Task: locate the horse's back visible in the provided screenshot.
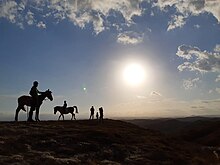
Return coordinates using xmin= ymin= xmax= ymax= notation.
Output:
xmin=54 ymin=106 xmax=62 ymax=110
xmin=18 ymin=95 xmax=31 ymax=106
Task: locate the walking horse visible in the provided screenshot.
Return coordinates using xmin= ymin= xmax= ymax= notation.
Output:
xmin=54 ymin=106 xmax=78 ymax=120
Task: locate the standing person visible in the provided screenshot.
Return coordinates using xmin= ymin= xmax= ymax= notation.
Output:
xmin=89 ymin=106 xmax=95 ymax=120
xmin=63 ymin=100 xmax=67 ymax=112
xmin=28 ymin=81 xmax=42 ymax=121
xmin=96 ymin=112 xmax=99 ymax=120
xmin=99 ymin=107 xmax=104 ymax=123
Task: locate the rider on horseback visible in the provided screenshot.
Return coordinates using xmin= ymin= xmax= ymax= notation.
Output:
xmin=29 ymin=81 xmax=42 ymax=105
xmin=63 ymin=100 xmax=67 ymax=113
xmin=28 ymin=81 xmax=42 ymax=121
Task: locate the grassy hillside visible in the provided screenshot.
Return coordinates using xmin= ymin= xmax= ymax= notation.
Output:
xmin=0 ymin=119 xmax=217 ymax=164
xmin=127 ymin=117 xmax=220 ymax=146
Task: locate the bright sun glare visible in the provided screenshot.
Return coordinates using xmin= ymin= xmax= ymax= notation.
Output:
xmin=123 ymin=63 xmax=146 ymax=86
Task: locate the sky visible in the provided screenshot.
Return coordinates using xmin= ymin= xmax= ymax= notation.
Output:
xmin=0 ymin=0 xmax=220 ymax=121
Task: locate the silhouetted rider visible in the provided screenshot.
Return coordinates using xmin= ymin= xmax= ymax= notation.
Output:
xmin=28 ymin=81 xmax=42 ymax=121
xmin=63 ymin=100 xmax=67 ymax=112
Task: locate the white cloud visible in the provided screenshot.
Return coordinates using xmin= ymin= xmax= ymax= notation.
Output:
xmin=167 ymin=14 xmax=186 ymax=31
xmin=183 ymin=77 xmax=200 ymax=90
xmin=214 ymin=44 xmax=220 ymax=52
xmin=154 ymin=0 xmax=220 ymax=30
xmin=216 ymin=88 xmax=220 ymax=94
xmin=91 ymin=13 xmax=104 ymax=35
xmin=194 ymin=24 xmax=200 ymax=29
xmin=37 ymin=21 xmax=46 ymax=29
xmin=136 ymin=95 xmax=147 ymax=99
xmin=150 ymin=91 xmax=162 ymax=96
xmin=1 ymin=0 xmax=219 ymax=35
xmin=216 ymin=75 xmax=220 ymax=82
xmin=205 ymin=0 xmax=220 ymax=23
xmin=0 ymin=1 xmax=18 ymax=23
xmin=0 ymin=0 xmax=144 ymax=34
xmin=25 ymin=11 xmax=34 ymax=25
xmin=117 ymin=31 xmax=144 ymax=45
xmin=176 ymin=45 xmax=220 ymax=73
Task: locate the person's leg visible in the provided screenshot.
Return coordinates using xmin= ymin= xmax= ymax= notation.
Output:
xmin=28 ymin=106 xmax=34 ymax=121
xmin=35 ymin=107 xmax=40 ymax=121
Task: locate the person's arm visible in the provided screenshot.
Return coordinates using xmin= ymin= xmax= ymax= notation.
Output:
xmin=36 ymin=88 xmax=43 ymax=94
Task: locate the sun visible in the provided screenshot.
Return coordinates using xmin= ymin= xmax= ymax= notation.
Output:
xmin=123 ymin=63 xmax=146 ymax=86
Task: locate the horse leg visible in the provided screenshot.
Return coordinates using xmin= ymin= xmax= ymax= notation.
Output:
xmin=71 ymin=113 xmax=73 ymax=120
xmin=15 ymin=106 xmax=21 ymax=121
xmin=74 ymin=114 xmax=76 ymax=120
xmin=62 ymin=114 xmax=64 ymax=120
xmin=58 ymin=114 xmax=61 ymax=120
xmin=35 ymin=107 xmax=40 ymax=121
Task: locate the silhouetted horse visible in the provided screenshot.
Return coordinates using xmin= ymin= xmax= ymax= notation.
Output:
xmin=15 ymin=89 xmax=53 ymax=121
xmin=54 ymin=106 xmax=78 ymax=120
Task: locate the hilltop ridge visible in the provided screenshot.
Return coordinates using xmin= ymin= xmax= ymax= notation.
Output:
xmin=0 ymin=119 xmax=217 ymax=164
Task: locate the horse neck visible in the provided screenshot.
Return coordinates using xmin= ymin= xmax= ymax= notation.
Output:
xmin=39 ymin=93 xmax=46 ymax=102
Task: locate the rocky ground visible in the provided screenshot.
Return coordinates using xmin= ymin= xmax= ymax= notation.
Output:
xmin=0 ymin=119 xmax=218 ymax=164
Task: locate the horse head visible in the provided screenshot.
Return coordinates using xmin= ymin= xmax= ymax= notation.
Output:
xmin=45 ymin=89 xmax=53 ymax=101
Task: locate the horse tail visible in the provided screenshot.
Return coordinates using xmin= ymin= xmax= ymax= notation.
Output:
xmin=74 ymin=106 xmax=78 ymax=113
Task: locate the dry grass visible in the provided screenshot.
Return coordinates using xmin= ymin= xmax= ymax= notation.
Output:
xmin=0 ymin=119 xmax=218 ymax=164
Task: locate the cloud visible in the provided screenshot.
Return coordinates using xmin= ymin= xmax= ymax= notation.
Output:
xmin=36 ymin=21 xmax=46 ymax=29
xmin=0 ymin=1 xmax=18 ymax=23
xmin=167 ymin=14 xmax=186 ymax=31
xmin=209 ymin=90 xmax=213 ymax=94
xmin=194 ymin=24 xmax=200 ymax=29
xmin=154 ymin=0 xmax=220 ymax=30
xmin=150 ymin=91 xmax=162 ymax=96
xmin=1 ymin=0 xmax=219 ymax=35
xmin=136 ymin=95 xmax=147 ymax=99
xmin=183 ymin=77 xmax=200 ymax=90
xmin=216 ymin=75 xmax=220 ymax=82
xmin=0 ymin=0 xmax=144 ymax=34
xmin=25 ymin=11 xmax=35 ymax=25
xmin=176 ymin=45 xmax=220 ymax=73
xmin=136 ymin=91 xmax=162 ymax=99
xmin=117 ymin=31 xmax=144 ymax=45
xmin=214 ymin=44 xmax=220 ymax=52
xmin=216 ymin=88 xmax=220 ymax=94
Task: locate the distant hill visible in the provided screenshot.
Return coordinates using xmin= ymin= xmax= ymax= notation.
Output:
xmin=0 ymin=119 xmax=218 ymax=164
xmin=127 ymin=117 xmax=220 ymax=146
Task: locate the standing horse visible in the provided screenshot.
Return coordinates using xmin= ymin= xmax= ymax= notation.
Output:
xmin=15 ymin=89 xmax=53 ymax=121
xmin=54 ymin=106 xmax=78 ymax=120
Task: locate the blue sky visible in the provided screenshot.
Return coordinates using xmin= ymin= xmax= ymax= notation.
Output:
xmin=0 ymin=0 xmax=220 ymax=121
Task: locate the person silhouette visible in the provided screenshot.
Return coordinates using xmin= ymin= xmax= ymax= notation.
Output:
xmin=99 ymin=107 xmax=104 ymax=123
xmin=89 ymin=106 xmax=95 ymax=120
xmin=63 ymin=100 xmax=67 ymax=112
xmin=28 ymin=81 xmax=42 ymax=121
xmin=96 ymin=112 xmax=99 ymax=120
